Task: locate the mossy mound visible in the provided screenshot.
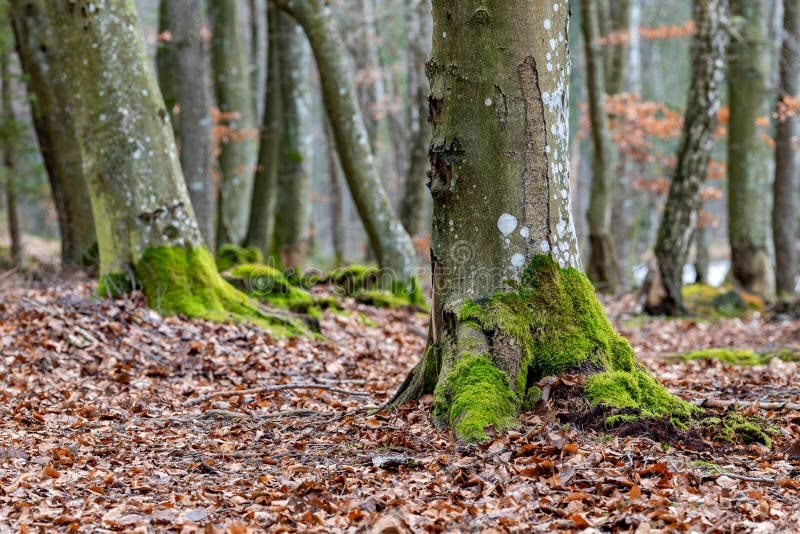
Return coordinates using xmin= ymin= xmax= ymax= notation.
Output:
xmin=678 ymin=347 xmax=800 ymax=365
xmin=432 ymin=255 xmax=695 ymax=441
xmin=681 ymin=284 xmax=765 ymax=318
xmin=321 ymin=264 xmax=426 ymax=308
xmin=216 ymin=244 xmax=264 ymax=272
xmin=119 ymin=246 xmax=308 ymax=336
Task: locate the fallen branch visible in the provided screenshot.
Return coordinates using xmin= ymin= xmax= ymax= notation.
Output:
xmin=692 ymin=398 xmax=800 ymax=411
xmin=704 ymin=465 xmax=779 ymax=485
xmin=185 ymin=383 xmax=371 ymax=406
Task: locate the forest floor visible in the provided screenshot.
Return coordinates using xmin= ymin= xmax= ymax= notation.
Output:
xmin=0 ymin=267 xmax=799 ymax=533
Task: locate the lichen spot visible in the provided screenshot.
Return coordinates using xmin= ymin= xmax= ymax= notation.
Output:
xmin=511 ymin=253 xmax=525 ymax=268
xmin=520 ymin=226 xmax=530 ymax=238
xmin=497 ymin=213 xmax=517 ymax=236
xmin=540 ymin=241 xmax=551 ymax=253
xmin=442 ymin=31 xmax=447 ymax=38
xmin=484 ymin=98 xmax=493 ymax=107
xmin=543 ymin=19 xmax=551 ymax=30
xmin=553 ymin=3 xmax=559 ymax=11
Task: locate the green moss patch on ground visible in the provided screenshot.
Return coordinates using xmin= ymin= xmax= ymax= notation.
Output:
xmin=681 ymin=284 xmax=765 ymax=318
xmin=215 ymin=244 xmax=264 ymax=272
xmin=677 ymin=347 xmax=800 ymax=365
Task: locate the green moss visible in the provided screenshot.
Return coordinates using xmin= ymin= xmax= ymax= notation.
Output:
xmin=680 ymin=347 xmax=800 ymax=366
xmin=681 ymin=284 xmax=765 ymax=318
xmin=723 ymin=413 xmax=773 ymax=447
xmin=135 ymin=246 xmax=307 ymax=336
xmin=605 ymin=414 xmax=639 ymax=426
xmin=325 ymin=264 xmax=426 ymax=308
xmin=327 ymin=264 xmax=380 ymax=294
xmin=433 ymin=353 xmax=517 ymax=441
xmin=354 ymin=290 xmax=411 ymax=308
xmin=216 ymin=244 xmax=264 ymax=272
xmin=97 ymin=272 xmax=138 ymax=297
xmin=227 ymin=263 xmax=335 ymax=316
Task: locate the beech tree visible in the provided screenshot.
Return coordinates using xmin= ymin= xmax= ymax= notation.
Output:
xmin=11 ymin=5 xmax=96 ymax=266
xmin=727 ymin=0 xmax=776 ymax=300
xmin=392 ymin=1 xmax=692 ymax=440
xmin=774 ymin=0 xmax=799 ymax=297
xmin=271 ymin=0 xmax=417 ymax=291
xmin=13 ymin=0 xmax=299 ymax=332
xmin=1 ymin=46 xmax=22 ymax=267
xmin=641 ymin=0 xmax=729 ymax=315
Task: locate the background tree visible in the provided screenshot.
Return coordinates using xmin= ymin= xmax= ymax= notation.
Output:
xmin=392 ymin=1 xmax=692 ymax=440
xmin=209 ymin=0 xmax=258 ymax=246
xmin=727 ymin=0 xmax=777 ymax=300
xmin=1 ymin=47 xmax=22 ymax=267
xmin=641 ymin=0 xmax=730 ymax=315
xmin=773 ymin=0 xmax=799 ymax=297
xmin=581 ymin=0 xmax=621 ymax=290
xmin=11 ymin=4 xmax=96 ymax=266
xmin=271 ymin=0 xmax=417 ymax=291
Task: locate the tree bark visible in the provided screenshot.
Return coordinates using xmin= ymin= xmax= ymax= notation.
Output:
xmin=270 ymin=0 xmax=417 ymax=290
xmin=245 ymin=4 xmax=282 ymax=258
xmin=727 ymin=0 xmax=777 ymax=300
xmin=209 ymin=0 xmax=258 ymax=247
xmin=642 ymin=0 xmax=729 ymax=316
xmin=399 ymin=0 xmax=432 ymax=238
xmin=168 ymin=0 xmax=215 ymax=248
xmin=606 ymin=0 xmax=630 ymax=96
xmin=1 ymin=49 xmax=22 ymax=267
xmin=274 ymin=12 xmax=312 ymax=269
xmin=773 ymin=0 xmax=800 ymax=297
xmin=10 ymin=6 xmax=96 ymax=267
xmin=156 ymin=0 xmax=178 ymax=130
xmin=326 ymin=121 xmax=345 ymax=267
xmin=249 ymin=0 xmax=268 ymax=125
xmin=581 ymin=0 xmax=621 ymax=290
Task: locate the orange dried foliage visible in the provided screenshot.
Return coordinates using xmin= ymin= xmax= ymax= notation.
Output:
xmin=597 ymin=21 xmax=696 ymax=46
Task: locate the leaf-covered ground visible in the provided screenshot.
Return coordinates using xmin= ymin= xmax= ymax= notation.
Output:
xmin=1 ymin=272 xmax=799 ymax=533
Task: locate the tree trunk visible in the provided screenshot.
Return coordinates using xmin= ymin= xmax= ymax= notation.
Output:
xmin=581 ymin=0 xmax=621 ymax=290
xmin=392 ymin=1 xmax=692 ymax=441
xmin=773 ymin=0 xmax=800 ymax=297
xmin=606 ymin=0 xmax=630 ymax=96
xmin=727 ymin=0 xmax=777 ymax=300
xmin=245 ymin=4 xmax=282 ymax=257
xmin=641 ymin=0 xmax=729 ymax=316
xmin=1 ymin=50 xmax=22 ymax=267
xmin=326 ymin=121 xmax=345 ymax=267
xmin=156 ymin=0 xmax=178 ymax=131
xmin=10 ymin=7 xmax=96 ymax=267
xmin=15 ymin=0 xmax=303 ymax=334
xmin=270 ymin=0 xmax=418 ymax=292
xmin=168 ymin=0 xmax=215 ymax=248
xmin=209 ymin=0 xmax=258 ymax=247
xmin=249 ymin=0 xmax=268 ymax=125
xmin=628 ymin=0 xmax=642 ymax=94
xmin=399 ymin=0 xmax=432 ymax=238
xmin=693 ymin=225 xmax=710 ymax=284
xmin=273 ymin=12 xmax=312 ymax=270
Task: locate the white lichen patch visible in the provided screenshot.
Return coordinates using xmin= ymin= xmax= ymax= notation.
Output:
xmin=511 ymin=253 xmax=525 ymax=268
xmin=497 ymin=213 xmax=517 ymax=236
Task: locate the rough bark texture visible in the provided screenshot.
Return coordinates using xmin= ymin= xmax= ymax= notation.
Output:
xmin=642 ymin=0 xmax=729 ymax=316
xmin=727 ymin=0 xmax=777 ymax=300
xmin=169 ymin=0 xmax=215 ymax=248
xmin=774 ymin=0 xmax=800 ymax=296
xmin=274 ymin=13 xmax=312 ymax=269
xmin=245 ymin=4 xmax=282 ymax=257
xmin=10 ymin=5 xmax=96 ymax=266
xmin=209 ymin=0 xmax=258 ymax=246
xmin=271 ymin=0 xmax=417 ymax=289
xmin=581 ymin=0 xmax=621 ymax=290
xmin=400 ymin=0 xmax=432 ymax=238
xmin=1 ymin=49 xmax=22 ymax=267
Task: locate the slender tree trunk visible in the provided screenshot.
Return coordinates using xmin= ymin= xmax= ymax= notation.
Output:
xmin=209 ymin=0 xmax=258 ymax=246
xmin=581 ymin=0 xmax=621 ymax=290
xmin=168 ymin=0 xmax=215 ymax=248
xmin=1 ymin=50 xmax=22 ymax=267
xmin=628 ymin=0 xmax=642 ymax=95
xmin=694 ymin=225 xmax=710 ymax=284
xmin=606 ymin=0 xmax=630 ymax=96
xmin=271 ymin=0 xmax=417 ymax=291
xmin=249 ymin=0 xmax=268 ymax=125
xmin=156 ymin=0 xmax=178 ymax=131
xmin=728 ymin=0 xmax=777 ymax=300
xmin=641 ymin=0 xmax=729 ymax=315
xmin=326 ymin=121 xmax=345 ymax=267
xmin=13 ymin=0 xmax=303 ymax=333
xmin=245 ymin=4 xmax=282 ymax=257
xmin=274 ymin=13 xmax=312 ymax=269
xmin=400 ymin=0 xmax=432 ymax=238
xmin=355 ymin=0 xmax=385 ymax=152
xmin=11 ymin=7 xmax=96 ymax=267
xmin=774 ymin=0 xmax=800 ymax=297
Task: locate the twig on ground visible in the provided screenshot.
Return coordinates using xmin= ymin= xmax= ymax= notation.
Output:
xmin=185 ymin=383 xmax=371 ymax=406
xmin=693 ymin=398 xmax=800 ymax=411
xmin=704 ymin=464 xmax=779 ymax=485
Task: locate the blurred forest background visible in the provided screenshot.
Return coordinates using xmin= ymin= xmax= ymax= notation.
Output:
xmin=0 ymin=0 xmax=797 ymax=300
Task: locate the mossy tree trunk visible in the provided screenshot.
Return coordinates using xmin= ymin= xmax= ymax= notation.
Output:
xmin=245 ymin=4 xmax=282 ymax=258
xmin=10 ymin=5 xmax=96 ymax=267
xmin=392 ymin=1 xmax=694 ymax=442
xmin=163 ymin=0 xmax=215 ymax=248
xmin=399 ymin=0 xmax=432 ymax=238
xmin=15 ymin=0 xmax=300 ymax=333
xmin=273 ymin=12 xmax=312 ymax=270
xmin=209 ymin=0 xmax=258 ymax=247
xmin=580 ymin=0 xmax=621 ymax=291
xmin=727 ymin=0 xmax=777 ymax=301
xmin=641 ymin=0 xmax=729 ymax=315
xmin=271 ymin=0 xmax=417 ymax=290
xmin=0 ymin=48 xmax=22 ymax=267
xmin=773 ymin=0 xmax=800 ymax=297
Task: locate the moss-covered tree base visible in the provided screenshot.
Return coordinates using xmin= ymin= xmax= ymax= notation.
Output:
xmin=394 ymin=255 xmax=697 ymax=441
xmin=100 ymin=246 xmax=309 ymax=336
